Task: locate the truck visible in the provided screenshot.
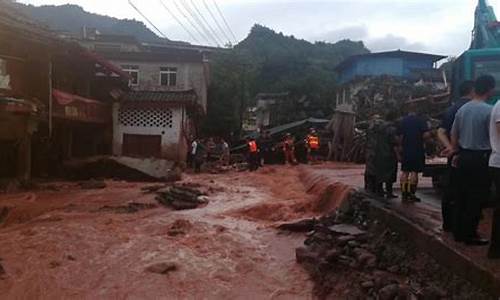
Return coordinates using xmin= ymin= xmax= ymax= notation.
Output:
xmin=425 ymin=0 xmax=500 ymax=190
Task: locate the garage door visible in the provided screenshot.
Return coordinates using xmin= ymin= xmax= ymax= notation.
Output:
xmin=122 ymin=134 xmax=162 ymax=158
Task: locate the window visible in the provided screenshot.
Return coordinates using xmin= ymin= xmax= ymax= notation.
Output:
xmin=160 ymin=67 xmax=177 ymax=87
xmin=122 ymin=65 xmax=139 ymax=86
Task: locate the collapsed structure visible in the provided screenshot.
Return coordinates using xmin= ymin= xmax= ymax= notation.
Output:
xmin=329 ymin=50 xmax=448 ymax=161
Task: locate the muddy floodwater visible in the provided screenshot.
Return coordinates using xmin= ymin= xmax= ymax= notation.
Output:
xmin=0 ymin=165 xmax=357 ymax=299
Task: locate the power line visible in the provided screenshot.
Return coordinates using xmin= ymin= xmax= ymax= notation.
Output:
xmin=128 ymin=0 xmax=167 ymax=38
xmin=180 ymin=0 xmax=220 ymax=47
xmin=159 ymin=0 xmax=200 ymax=44
xmin=189 ymin=0 xmax=224 ymax=47
xmin=211 ymin=0 xmax=237 ymax=43
xmin=202 ymin=0 xmax=232 ymax=46
xmin=172 ymin=0 xmax=212 ymax=46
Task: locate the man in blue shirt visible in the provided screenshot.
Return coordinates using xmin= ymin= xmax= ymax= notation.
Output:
xmin=437 ymin=81 xmax=475 ymax=232
xmin=451 ymin=75 xmax=495 ymax=246
xmin=397 ymin=104 xmax=431 ymax=202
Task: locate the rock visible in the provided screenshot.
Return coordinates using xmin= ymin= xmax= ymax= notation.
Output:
xmin=167 ymin=219 xmax=192 ymax=236
xmin=146 ymin=262 xmax=178 ymax=274
xmin=387 ymin=265 xmax=400 ymax=273
xmin=80 ymin=180 xmax=106 ymax=190
xmin=420 ymin=286 xmax=447 ymax=299
xmin=347 ymin=240 xmax=360 ymax=248
xmin=378 ymin=284 xmax=399 ymax=300
xmin=66 ymin=255 xmax=76 ymax=261
xmin=296 ymin=247 xmax=320 ymax=264
xmin=325 ymin=249 xmax=340 ymax=262
xmin=328 ymin=224 xmax=366 ymax=236
xmin=336 ymin=235 xmax=356 ymax=246
xmin=278 ymin=218 xmax=317 ymax=232
xmin=357 ymin=251 xmax=377 ymax=268
xmin=361 ymin=281 xmax=375 ymax=289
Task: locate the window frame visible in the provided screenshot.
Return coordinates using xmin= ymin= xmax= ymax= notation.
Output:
xmin=122 ymin=65 xmax=140 ymax=87
xmin=159 ymin=67 xmax=177 ymax=87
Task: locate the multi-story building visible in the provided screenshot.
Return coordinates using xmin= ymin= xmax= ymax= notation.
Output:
xmin=78 ymin=31 xmax=210 ymax=161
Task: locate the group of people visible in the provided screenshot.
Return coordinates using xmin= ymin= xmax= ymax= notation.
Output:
xmin=189 ymin=137 xmax=230 ymax=173
xmin=245 ymin=128 xmax=322 ymax=171
xmin=365 ymin=75 xmax=500 ymax=258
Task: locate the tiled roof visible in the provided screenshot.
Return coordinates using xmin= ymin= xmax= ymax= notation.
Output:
xmin=122 ymin=90 xmax=197 ymax=103
xmin=100 ymin=49 xmax=204 ymax=63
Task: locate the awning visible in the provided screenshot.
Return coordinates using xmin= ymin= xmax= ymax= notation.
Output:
xmin=52 ymin=89 xmax=110 ymax=124
xmin=80 ymin=51 xmax=131 ymax=80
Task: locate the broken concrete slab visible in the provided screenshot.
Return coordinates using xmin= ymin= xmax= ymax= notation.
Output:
xmin=156 ymin=185 xmax=208 ymax=211
xmin=328 ymin=224 xmax=366 ymax=236
xmin=63 ymin=156 xmax=176 ymax=182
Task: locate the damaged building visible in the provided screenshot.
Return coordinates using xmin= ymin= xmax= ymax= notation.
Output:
xmin=0 ymin=2 xmax=129 ymax=182
xmin=329 ymin=50 xmax=447 ymax=161
xmin=77 ymin=31 xmax=210 ymax=161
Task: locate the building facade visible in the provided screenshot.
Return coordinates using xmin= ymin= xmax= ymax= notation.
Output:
xmin=78 ymin=33 xmax=210 ymax=161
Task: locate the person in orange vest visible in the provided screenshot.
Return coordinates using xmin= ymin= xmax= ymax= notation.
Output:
xmin=305 ymin=128 xmax=320 ymax=164
xmin=283 ymin=133 xmax=297 ymax=165
xmin=246 ymin=137 xmax=259 ymax=171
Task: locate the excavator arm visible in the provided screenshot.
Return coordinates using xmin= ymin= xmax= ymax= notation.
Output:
xmin=471 ymin=0 xmax=500 ymax=49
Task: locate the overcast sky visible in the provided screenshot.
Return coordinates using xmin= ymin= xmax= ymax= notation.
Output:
xmin=18 ymin=0 xmax=493 ymax=56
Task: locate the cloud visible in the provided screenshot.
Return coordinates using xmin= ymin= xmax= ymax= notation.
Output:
xmin=366 ymin=34 xmax=427 ymax=52
xmin=316 ymin=25 xmax=368 ymax=42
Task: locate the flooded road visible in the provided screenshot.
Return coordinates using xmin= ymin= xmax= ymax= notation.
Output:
xmin=0 ymin=165 xmax=335 ymax=299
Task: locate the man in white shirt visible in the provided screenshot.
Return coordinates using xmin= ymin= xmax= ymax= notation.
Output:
xmin=489 ymin=87 xmax=500 ymax=258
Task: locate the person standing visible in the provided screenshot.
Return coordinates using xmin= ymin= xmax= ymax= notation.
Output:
xmin=258 ymin=130 xmax=273 ymax=166
xmin=246 ymin=137 xmax=259 ymax=171
xmin=283 ymin=133 xmax=297 ymax=165
xmin=489 ymin=80 xmax=500 ymax=257
xmin=305 ymin=128 xmax=320 ymax=164
xmin=437 ymin=81 xmax=475 ymax=232
xmin=220 ymin=139 xmax=230 ymax=166
xmin=451 ymin=75 xmax=495 ymax=246
xmin=397 ymin=105 xmax=431 ymax=202
xmin=190 ymin=138 xmax=199 ymax=170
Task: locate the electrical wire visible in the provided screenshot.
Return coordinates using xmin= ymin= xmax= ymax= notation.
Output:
xmin=189 ymin=0 xmax=224 ymax=47
xmin=128 ymin=0 xmax=167 ymax=38
xmin=180 ymin=0 xmax=220 ymax=47
xmin=211 ymin=0 xmax=237 ymax=43
xmin=159 ymin=0 xmax=200 ymax=43
xmin=202 ymin=0 xmax=232 ymax=46
xmin=172 ymin=0 xmax=212 ymax=45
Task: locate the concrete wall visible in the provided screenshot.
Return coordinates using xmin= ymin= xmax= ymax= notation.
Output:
xmin=112 ymin=103 xmax=187 ymax=161
xmin=111 ymin=60 xmax=207 ymax=112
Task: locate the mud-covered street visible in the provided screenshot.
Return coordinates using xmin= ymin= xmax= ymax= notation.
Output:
xmin=0 ymin=165 xmax=343 ymax=299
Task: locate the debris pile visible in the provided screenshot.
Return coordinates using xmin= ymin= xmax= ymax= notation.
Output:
xmin=156 ymin=184 xmax=208 ymax=210
xmin=287 ymin=193 xmax=489 ymax=299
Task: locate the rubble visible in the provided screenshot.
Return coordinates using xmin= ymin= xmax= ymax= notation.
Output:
xmin=146 ymin=262 xmax=178 ymax=275
xmin=277 ymin=218 xmax=317 ymax=232
xmin=167 ymin=219 xmax=193 ymax=236
xmin=156 ymin=185 xmax=208 ymax=210
xmin=294 ymin=191 xmax=490 ymax=299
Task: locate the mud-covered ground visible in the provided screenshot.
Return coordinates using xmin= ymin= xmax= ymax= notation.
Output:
xmin=0 ymin=165 xmax=350 ymax=299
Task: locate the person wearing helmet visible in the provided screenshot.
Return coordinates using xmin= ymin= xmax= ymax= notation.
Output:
xmin=305 ymin=128 xmax=320 ymax=164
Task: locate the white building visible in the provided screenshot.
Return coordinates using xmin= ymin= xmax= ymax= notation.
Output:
xmin=79 ymin=33 xmax=210 ymax=161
